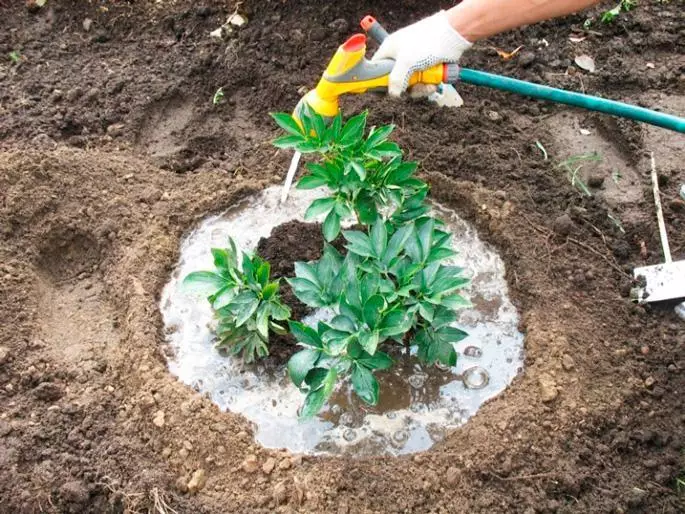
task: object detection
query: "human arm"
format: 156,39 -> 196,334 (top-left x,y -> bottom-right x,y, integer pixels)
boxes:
447,0 -> 601,42
374,0 -> 601,96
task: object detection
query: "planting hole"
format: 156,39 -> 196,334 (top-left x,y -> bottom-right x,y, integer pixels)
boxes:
161,186 -> 524,456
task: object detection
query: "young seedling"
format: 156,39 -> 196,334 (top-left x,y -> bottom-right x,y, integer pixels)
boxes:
213,87 -> 225,105
601,0 -> 637,24
272,108 -> 471,417
184,237 -> 291,363
557,152 -> 602,197
8,51 -> 20,64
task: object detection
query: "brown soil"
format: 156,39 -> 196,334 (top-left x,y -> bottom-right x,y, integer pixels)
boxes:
256,220 -> 324,365
1,1 -> 683,513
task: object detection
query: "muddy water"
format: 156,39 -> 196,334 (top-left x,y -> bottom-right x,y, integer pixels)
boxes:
160,186 -> 524,456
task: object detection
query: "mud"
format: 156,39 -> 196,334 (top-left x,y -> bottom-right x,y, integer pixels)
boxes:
0,0 -> 684,512
160,186 -> 523,457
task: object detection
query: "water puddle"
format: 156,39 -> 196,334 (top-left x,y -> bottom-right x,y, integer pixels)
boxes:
160,186 -> 524,456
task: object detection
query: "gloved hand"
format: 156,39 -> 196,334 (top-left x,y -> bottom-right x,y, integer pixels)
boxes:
372,11 -> 472,97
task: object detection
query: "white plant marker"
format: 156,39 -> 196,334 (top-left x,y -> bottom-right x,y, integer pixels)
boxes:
280,151 -> 301,204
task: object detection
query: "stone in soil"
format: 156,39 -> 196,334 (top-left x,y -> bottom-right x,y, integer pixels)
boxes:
539,374 -> 559,403
187,469 -> 207,494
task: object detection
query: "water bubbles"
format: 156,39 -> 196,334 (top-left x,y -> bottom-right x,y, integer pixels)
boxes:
339,412 -> 354,427
342,429 -> 356,442
392,430 -> 409,445
408,373 -> 427,389
410,403 -> 428,414
463,346 -> 483,358
462,367 -> 489,390
160,186 -> 525,456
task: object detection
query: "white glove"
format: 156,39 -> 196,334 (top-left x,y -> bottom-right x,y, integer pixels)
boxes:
372,11 -> 472,97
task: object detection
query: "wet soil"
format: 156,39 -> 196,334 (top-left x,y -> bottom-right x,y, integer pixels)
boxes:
257,220 -> 324,364
0,0 -> 684,512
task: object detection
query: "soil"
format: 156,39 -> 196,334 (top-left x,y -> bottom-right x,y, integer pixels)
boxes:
256,220 -> 325,364
0,0 -> 683,513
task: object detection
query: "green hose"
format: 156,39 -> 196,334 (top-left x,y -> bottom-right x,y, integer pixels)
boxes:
458,68 -> 685,133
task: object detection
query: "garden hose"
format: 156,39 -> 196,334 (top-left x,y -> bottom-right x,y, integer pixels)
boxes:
361,16 -> 685,133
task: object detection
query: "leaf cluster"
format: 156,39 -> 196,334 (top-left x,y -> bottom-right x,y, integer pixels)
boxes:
272,108 -> 471,417
601,0 -> 637,23
184,237 -> 291,363
272,107 -> 427,242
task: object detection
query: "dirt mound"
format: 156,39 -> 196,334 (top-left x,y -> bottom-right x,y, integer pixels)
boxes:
0,0 -> 683,513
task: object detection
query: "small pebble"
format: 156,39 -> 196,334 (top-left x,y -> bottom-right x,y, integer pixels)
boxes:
241,455 -> 259,473
262,457 -> 276,474
152,410 -> 165,428
187,469 -> 207,494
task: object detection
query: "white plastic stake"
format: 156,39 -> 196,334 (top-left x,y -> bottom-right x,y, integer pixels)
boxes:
280,151 -> 301,204
650,152 -> 671,263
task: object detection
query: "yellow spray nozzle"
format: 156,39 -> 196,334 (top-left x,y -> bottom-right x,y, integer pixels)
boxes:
293,33 -> 446,125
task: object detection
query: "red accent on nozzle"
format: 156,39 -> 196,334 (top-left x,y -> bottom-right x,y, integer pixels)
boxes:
342,33 -> 367,52
360,15 -> 376,31
442,63 -> 449,83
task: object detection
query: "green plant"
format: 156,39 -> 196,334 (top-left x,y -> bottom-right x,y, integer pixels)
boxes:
184,237 -> 291,363
272,108 -> 470,417
271,107 -> 428,241
601,0 -> 637,23
557,152 -> 602,197
213,87 -> 225,105
8,51 -> 20,64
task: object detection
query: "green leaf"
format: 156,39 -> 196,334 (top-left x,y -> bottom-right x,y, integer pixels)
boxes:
366,141 -> 401,159
436,326 -> 469,343
255,304 -> 270,339
325,113 -> 342,142
293,262 -> 320,286
211,248 -> 231,271
225,291 -> 259,326
440,294 -> 472,309
339,295 -> 361,321
417,218 -> 435,262
256,261 -> 270,288
273,134 -> 305,149
271,112 -> 304,136
305,197 -> 337,220
297,174 -> 327,190
288,320 -> 323,349
360,273 -> 380,302
382,224 -> 413,265
300,367 -> 337,419
431,306 -> 457,329
386,161 -> 417,185
370,221 -> 388,259
288,349 -> 320,388
322,210 -> 341,242
183,271 -> 227,290
330,314 -> 356,333
358,330 -> 380,355
365,124 -> 394,149
426,247 -> 457,264
261,281 -> 279,300
210,285 -> 236,309
350,161 -> 366,180
267,301 -> 291,321
378,309 -> 412,337
339,112 -> 367,147
419,301 -> 435,322
343,230 -> 375,259
357,351 -> 393,370
351,364 -> 379,405
363,294 -> 385,329
354,190 -> 378,225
